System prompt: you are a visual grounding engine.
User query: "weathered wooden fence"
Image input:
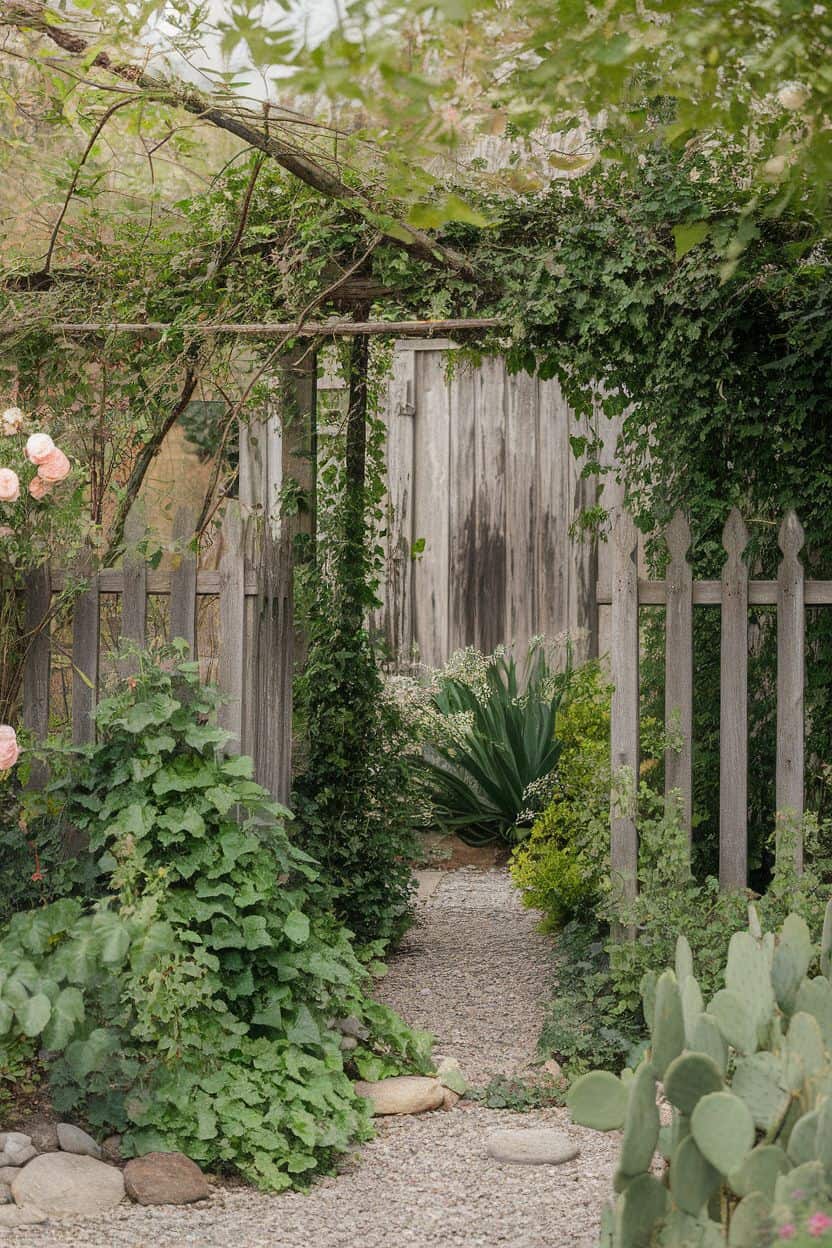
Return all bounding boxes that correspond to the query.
[22,501,294,802]
[599,506,826,910]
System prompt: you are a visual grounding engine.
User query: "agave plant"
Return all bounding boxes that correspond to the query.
[417,646,566,846]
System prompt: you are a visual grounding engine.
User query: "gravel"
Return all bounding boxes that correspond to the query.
[7,867,618,1247]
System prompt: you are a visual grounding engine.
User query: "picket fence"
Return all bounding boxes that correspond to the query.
[597,507,829,916]
[22,501,294,802]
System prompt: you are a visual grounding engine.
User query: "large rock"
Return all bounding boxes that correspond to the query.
[11,1152,125,1216]
[19,1116,59,1153]
[123,1152,210,1206]
[58,1123,102,1159]
[486,1128,580,1166]
[354,1076,445,1115]
[0,1167,24,1185]
[0,1203,47,1226]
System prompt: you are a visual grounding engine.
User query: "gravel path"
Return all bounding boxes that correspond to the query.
[7,868,617,1247]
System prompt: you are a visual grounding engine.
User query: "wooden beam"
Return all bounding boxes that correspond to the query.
[0,318,502,340]
[596,578,832,606]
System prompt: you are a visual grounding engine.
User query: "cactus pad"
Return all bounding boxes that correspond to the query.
[786,1108,818,1166]
[670,1135,721,1216]
[731,1052,791,1130]
[708,988,758,1055]
[567,1070,629,1132]
[728,1144,790,1199]
[652,970,686,1079]
[619,1061,660,1177]
[689,1013,729,1074]
[664,1052,724,1116]
[615,1172,669,1248]
[727,1192,771,1248]
[690,1091,755,1175]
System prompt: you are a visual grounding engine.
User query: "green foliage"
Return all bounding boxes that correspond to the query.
[568,907,832,1247]
[417,644,565,847]
[470,1073,564,1112]
[510,660,611,921]
[0,650,431,1190]
[293,342,419,949]
[538,919,645,1078]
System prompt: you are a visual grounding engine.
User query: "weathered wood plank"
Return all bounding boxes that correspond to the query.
[411,349,451,666]
[719,508,749,888]
[71,548,99,745]
[121,503,147,648]
[504,368,538,659]
[664,511,693,846]
[448,355,477,653]
[23,564,51,783]
[473,357,507,654]
[776,509,805,870]
[536,379,570,665]
[610,510,640,939]
[381,347,417,663]
[169,507,198,652]
[251,524,294,802]
[217,502,246,753]
[597,579,832,606]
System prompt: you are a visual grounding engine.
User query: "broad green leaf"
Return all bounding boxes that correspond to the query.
[42,986,85,1050]
[674,221,710,258]
[17,991,52,1037]
[284,910,310,946]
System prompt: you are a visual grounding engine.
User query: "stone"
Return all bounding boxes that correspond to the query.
[0,1144,36,1167]
[0,1203,47,1226]
[354,1076,445,1116]
[340,1035,358,1053]
[441,1088,460,1111]
[486,1129,580,1166]
[542,1058,567,1085]
[58,1123,102,1159]
[123,1152,210,1206]
[12,1152,125,1216]
[0,1182,11,1205]
[335,1016,369,1042]
[0,1133,31,1152]
[0,1167,24,1185]
[102,1134,123,1165]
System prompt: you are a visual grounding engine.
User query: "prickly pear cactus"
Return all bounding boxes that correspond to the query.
[566,900,832,1247]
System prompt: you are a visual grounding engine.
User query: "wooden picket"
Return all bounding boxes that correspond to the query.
[20,505,294,801]
[599,506,826,924]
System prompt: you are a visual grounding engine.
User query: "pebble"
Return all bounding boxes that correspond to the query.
[58,1124,102,1159]
[11,1152,125,1216]
[486,1128,581,1166]
[0,1203,47,1226]
[0,1181,11,1205]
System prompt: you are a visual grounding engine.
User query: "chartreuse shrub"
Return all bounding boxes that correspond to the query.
[510,660,611,924]
[415,643,565,847]
[0,649,431,1190]
[568,903,832,1248]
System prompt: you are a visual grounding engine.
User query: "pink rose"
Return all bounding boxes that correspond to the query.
[0,468,20,501]
[25,432,55,464]
[808,1212,832,1237]
[779,1227,796,1241]
[1,406,23,436]
[0,725,20,771]
[37,447,71,483]
[29,475,52,500]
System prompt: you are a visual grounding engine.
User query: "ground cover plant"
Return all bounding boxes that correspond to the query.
[568,904,832,1248]
[0,649,431,1191]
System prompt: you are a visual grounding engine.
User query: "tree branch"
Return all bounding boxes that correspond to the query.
[2,1,476,280]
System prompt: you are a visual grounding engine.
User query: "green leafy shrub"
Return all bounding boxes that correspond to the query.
[416,643,565,846]
[510,660,611,923]
[0,650,431,1190]
[568,903,832,1248]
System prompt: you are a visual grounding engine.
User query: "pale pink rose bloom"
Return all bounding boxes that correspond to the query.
[25,432,55,464]
[37,447,71,483]
[0,468,20,501]
[0,725,20,770]
[29,475,52,500]
[1,407,23,436]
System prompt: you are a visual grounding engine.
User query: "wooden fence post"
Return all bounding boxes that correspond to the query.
[776,509,805,870]
[251,524,294,803]
[720,508,749,888]
[610,510,639,937]
[71,548,99,745]
[23,565,51,784]
[169,506,197,653]
[121,503,147,649]
[664,510,693,849]
[217,502,245,754]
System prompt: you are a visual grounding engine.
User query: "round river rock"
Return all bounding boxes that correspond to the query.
[11,1152,125,1216]
[123,1152,210,1206]
[486,1128,580,1166]
[354,1076,445,1115]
